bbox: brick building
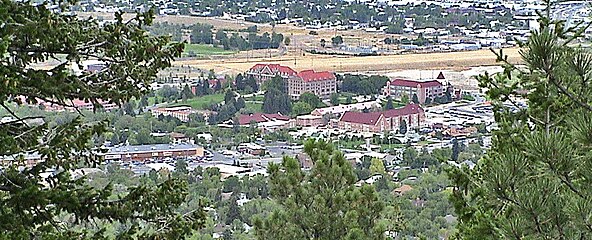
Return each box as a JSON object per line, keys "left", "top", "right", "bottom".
{"left": 383, "top": 78, "right": 444, "bottom": 104}
{"left": 104, "top": 143, "right": 205, "bottom": 162}
{"left": 288, "top": 70, "right": 337, "bottom": 100}
{"left": 246, "top": 63, "right": 297, "bottom": 84}
{"left": 337, "top": 104, "right": 425, "bottom": 133}
{"left": 295, "top": 115, "right": 325, "bottom": 127}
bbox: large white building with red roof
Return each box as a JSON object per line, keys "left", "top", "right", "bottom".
{"left": 384, "top": 77, "right": 445, "bottom": 104}
{"left": 246, "top": 63, "right": 297, "bottom": 84}
{"left": 337, "top": 104, "right": 425, "bottom": 133}
{"left": 288, "top": 70, "right": 337, "bottom": 100}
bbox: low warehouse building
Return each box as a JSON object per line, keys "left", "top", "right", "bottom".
{"left": 104, "top": 143, "right": 204, "bottom": 161}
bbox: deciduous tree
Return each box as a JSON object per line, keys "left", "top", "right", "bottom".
{"left": 0, "top": 4, "right": 204, "bottom": 238}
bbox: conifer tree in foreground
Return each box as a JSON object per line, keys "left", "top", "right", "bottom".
{"left": 255, "top": 139, "right": 398, "bottom": 239}
{"left": 449, "top": 1, "right": 592, "bottom": 238}
{"left": 0, "top": 2, "right": 204, "bottom": 238}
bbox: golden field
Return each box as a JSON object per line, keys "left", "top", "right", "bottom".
{"left": 173, "top": 48, "right": 522, "bottom": 75}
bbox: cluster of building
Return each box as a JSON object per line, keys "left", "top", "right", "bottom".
{"left": 246, "top": 64, "right": 337, "bottom": 100}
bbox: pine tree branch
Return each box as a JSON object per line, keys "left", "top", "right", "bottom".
{"left": 548, "top": 76, "right": 592, "bottom": 112}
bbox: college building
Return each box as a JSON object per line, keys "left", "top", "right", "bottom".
{"left": 383, "top": 75, "right": 445, "bottom": 104}
{"left": 151, "top": 106, "right": 197, "bottom": 122}
{"left": 337, "top": 104, "right": 425, "bottom": 133}
{"left": 288, "top": 70, "right": 337, "bottom": 100}
{"left": 246, "top": 63, "right": 297, "bottom": 84}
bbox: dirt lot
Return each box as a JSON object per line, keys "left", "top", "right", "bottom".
{"left": 76, "top": 12, "right": 523, "bottom": 82}
{"left": 173, "top": 48, "right": 522, "bottom": 75}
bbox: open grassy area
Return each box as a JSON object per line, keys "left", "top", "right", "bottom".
{"left": 244, "top": 95, "right": 264, "bottom": 102}
{"left": 183, "top": 44, "right": 236, "bottom": 57}
{"left": 168, "top": 93, "right": 225, "bottom": 109}
{"left": 245, "top": 102, "right": 263, "bottom": 113}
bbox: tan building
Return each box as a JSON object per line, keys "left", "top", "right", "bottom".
{"left": 288, "top": 70, "right": 337, "bottom": 100}
{"left": 295, "top": 115, "right": 325, "bottom": 127}
{"left": 151, "top": 106, "right": 196, "bottom": 122}
{"left": 383, "top": 77, "right": 445, "bottom": 104}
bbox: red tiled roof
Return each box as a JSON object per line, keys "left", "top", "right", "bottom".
{"left": 339, "top": 111, "right": 382, "bottom": 125}
{"left": 239, "top": 113, "right": 267, "bottom": 125}
{"left": 249, "top": 64, "right": 297, "bottom": 75}
{"left": 390, "top": 79, "right": 442, "bottom": 88}
{"left": 263, "top": 113, "right": 291, "bottom": 121}
{"left": 340, "top": 104, "right": 423, "bottom": 125}
{"left": 238, "top": 113, "right": 290, "bottom": 125}
{"left": 297, "top": 70, "right": 336, "bottom": 82}
{"left": 383, "top": 104, "right": 424, "bottom": 118}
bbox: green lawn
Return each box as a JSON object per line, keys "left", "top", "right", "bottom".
{"left": 183, "top": 44, "right": 236, "bottom": 57}
{"left": 381, "top": 99, "right": 406, "bottom": 109}
{"left": 167, "top": 94, "right": 225, "bottom": 110}
{"left": 244, "top": 95, "right": 264, "bottom": 102}
{"left": 245, "top": 102, "right": 263, "bottom": 113}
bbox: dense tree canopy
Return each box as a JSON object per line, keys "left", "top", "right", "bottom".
{"left": 262, "top": 76, "right": 291, "bottom": 115}
{"left": 339, "top": 74, "right": 389, "bottom": 95}
{"left": 449, "top": 2, "right": 592, "bottom": 239}
{"left": 254, "top": 139, "right": 395, "bottom": 239}
{"left": 0, "top": 3, "right": 204, "bottom": 238}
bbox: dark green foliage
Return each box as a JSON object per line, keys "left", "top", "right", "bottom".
{"left": 339, "top": 74, "right": 389, "bottom": 95}
{"left": 299, "top": 92, "right": 322, "bottom": 108}
{"left": 291, "top": 101, "right": 313, "bottom": 116}
{"left": 384, "top": 96, "right": 394, "bottom": 110}
{"left": 262, "top": 76, "right": 291, "bottom": 115}
{"left": 254, "top": 139, "right": 393, "bottom": 239}
{"left": 331, "top": 35, "right": 343, "bottom": 46}
{"left": 226, "top": 197, "right": 242, "bottom": 225}
{"left": 330, "top": 93, "right": 340, "bottom": 106}
{"left": 181, "top": 84, "right": 194, "bottom": 101}
{"left": 449, "top": 3, "right": 592, "bottom": 239}
{"left": 190, "top": 23, "right": 214, "bottom": 44}
{"left": 451, "top": 138, "right": 461, "bottom": 162}
{"left": 0, "top": 4, "right": 205, "bottom": 238}
{"left": 412, "top": 94, "right": 419, "bottom": 104}
{"left": 245, "top": 75, "right": 259, "bottom": 92}
{"left": 235, "top": 73, "right": 246, "bottom": 91}
{"left": 399, "top": 120, "right": 407, "bottom": 134}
